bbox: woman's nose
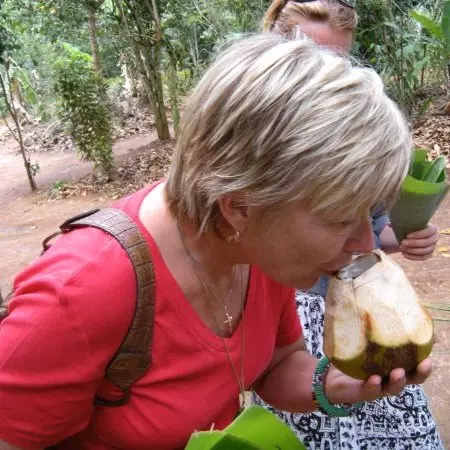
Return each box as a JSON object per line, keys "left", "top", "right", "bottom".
{"left": 345, "top": 217, "right": 375, "bottom": 254}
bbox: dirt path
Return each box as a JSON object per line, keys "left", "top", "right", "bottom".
{"left": 0, "top": 131, "right": 158, "bottom": 294}
{"left": 1, "top": 132, "right": 450, "bottom": 447}
{"left": 0, "top": 132, "right": 158, "bottom": 206}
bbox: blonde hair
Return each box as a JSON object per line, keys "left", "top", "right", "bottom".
{"left": 165, "top": 33, "right": 411, "bottom": 235}
{"left": 263, "top": 0, "right": 358, "bottom": 34}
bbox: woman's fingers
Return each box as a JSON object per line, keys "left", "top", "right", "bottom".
{"left": 405, "top": 224, "right": 438, "bottom": 240}
{"left": 406, "top": 358, "right": 433, "bottom": 385}
{"left": 400, "top": 245, "right": 436, "bottom": 259}
{"left": 326, "top": 359, "right": 432, "bottom": 405}
{"left": 400, "top": 224, "right": 438, "bottom": 260}
{"left": 383, "top": 368, "right": 406, "bottom": 396}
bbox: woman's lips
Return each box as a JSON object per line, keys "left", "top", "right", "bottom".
{"left": 322, "top": 262, "right": 353, "bottom": 276}
{"left": 322, "top": 269, "right": 339, "bottom": 276}
{"left": 322, "top": 256, "right": 354, "bottom": 275}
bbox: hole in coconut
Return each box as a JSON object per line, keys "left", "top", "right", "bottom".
{"left": 336, "top": 252, "right": 381, "bottom": 281}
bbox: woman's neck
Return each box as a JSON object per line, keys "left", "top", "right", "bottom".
{"left": 138, "top": 181, "right": 249, "bottom": 337}
{"left": 139, "top": 181, "right": 243, "bottom": 280}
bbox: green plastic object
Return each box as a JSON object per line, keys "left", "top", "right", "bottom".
{"left": 185, "top": 406, "right": 307, "bottom": 450}
{"left": 390, "top": 149, "right": 449, "bottom": 243}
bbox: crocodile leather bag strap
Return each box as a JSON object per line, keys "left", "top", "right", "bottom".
{"left": 45, "top": 208, "right": 156, "bottom": 404}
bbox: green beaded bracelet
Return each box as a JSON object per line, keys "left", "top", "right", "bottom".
{"left": 312, "top": 356, "right": 362, "bottom": 417}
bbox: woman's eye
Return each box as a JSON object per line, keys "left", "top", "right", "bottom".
{"left": 320, "top": 216, "right": 357, "bottom": 229}
{"left": 333, "top": 219, "right": 356, "bottom": 228}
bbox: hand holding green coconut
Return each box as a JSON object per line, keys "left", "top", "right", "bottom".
{"left": 322, "top": 250, "right": 433, "bottom": 405}
{"left": 323, "top": 357, "right": 432, "bottom": 405}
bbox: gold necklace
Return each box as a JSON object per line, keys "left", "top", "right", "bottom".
{"left": 196, "top": 265, "right": 246, "bottom": 414}
{"left": 176, "top": 221, "right": 237, "bottom": 334}
{"left": 176, "top": 221, "right": 246, "bottom": 414}
{"left": 211, "top": 264, "right": 237, "bottom": 335}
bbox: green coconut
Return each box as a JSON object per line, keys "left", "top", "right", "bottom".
{"left": 324, "top": 250, "right": 434, "bottom": 380}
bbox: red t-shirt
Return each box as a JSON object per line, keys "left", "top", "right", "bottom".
{"left": 0, "top": 183, "right": 302, "bottom": 450}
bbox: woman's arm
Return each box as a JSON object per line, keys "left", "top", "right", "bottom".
{"left": 254, "top": 336, "right": 432, "bottom": 413}
{"left": 253, "top": 337, "right": 317, "bottom": 413}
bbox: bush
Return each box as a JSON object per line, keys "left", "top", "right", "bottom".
{"left": 54, "top": 44, "right": 113, "bottom": 177}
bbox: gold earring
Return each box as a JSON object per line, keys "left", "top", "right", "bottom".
{"left": 226, "top": 229, "right": 241, "bottom": 244}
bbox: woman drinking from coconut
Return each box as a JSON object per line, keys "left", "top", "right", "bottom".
{"left": 252, "top": 1, "right": 443, "bottom": 449}
{"left": 0, "top": 33, "right": 432, "bottom": 450}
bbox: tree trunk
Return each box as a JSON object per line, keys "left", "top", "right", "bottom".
{"left": 141, "top": 45, "right": 171, "bottom": 140}
{"left": 420, "top": 45, "right": 427, "bottom": 89}
{"left": 147, "top": 0, "right": 171, "bottom": 140}
{"left": 167, "top": 48, "right": 180, "bottom": 138}
{"left": 0, "top": 72, "right": 37, "bottom": 191}
{"left": 87, "top": 7, "right": 102, "bottom": 74}
{"left": 113, "top": 0, "right": 170, "bottom": 140}
{"left": 121, "top": 54, "right": 139, "bottom": 97}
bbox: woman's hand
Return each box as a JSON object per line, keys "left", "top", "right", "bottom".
{"left": 324, "top": 357, "right": 432, "bottom": 405}
{"left": 400, "top": 224, "right": 438, "bottom": 261}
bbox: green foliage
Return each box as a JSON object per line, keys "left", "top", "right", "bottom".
{"left": 161, "top": 0, "right": 266, "bottom": 71}
{"left": 0, "top": 3, "right": 18, "bottom": 64}
{"left": 411, "top": 0, "right": 450, "bottom": 79}
{"left": 411, "top": 9, "right": 444, "bottom": 39}
{"left": 444, "top": 1, "right": 450, "bottom": 53}
{"left": 52, "top": 179, "right": 68, "bottom": 195}
{"left": 355, "top": 0, "right": 446, "bottom": 115}
{"left": 30, "top": 161, "right": 40, "bottom": 176}
{"left": 106, "top": 76, "right": 123, "bottom": 100}
{"left": 54, "top": 44, "right": 113, "bottom": 176}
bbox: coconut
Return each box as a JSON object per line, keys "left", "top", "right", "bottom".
{"left": 323, "top": 250, "right": 434, "bottom": 380}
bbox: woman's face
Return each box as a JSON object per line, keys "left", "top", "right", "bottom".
{"left": 243, "top": 16, "right": 356, "bottom": 288}
{"left": 296, "top": 17, "right": 354, "bottom": 53}
{"left": 240, "top": 201, "right": 374, "bottom": 289}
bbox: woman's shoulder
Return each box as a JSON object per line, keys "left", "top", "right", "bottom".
{"left": 11, "top": 182, "right": 160, "bottom": 318}
{"left": 8, "top": 184, "right": 167, "bottom": 357}
{"left": 11, "top": 222, "right": 137, "bottom": 342}
{"left": 0, "top": 221, "right": 143, "bottom": 449}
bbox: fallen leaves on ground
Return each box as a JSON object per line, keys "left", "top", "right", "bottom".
{"left": 414, "top": 99, "right": 450, "bottom": 163}
{"left": 0, "top": 97, "right": 156, "bottom": 154}
{"left": 48, "top": 139, "right": 174, "bottom": 201}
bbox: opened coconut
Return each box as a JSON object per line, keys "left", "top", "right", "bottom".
{"left": 324, "top": 250, "right": 434, "bottom": 380}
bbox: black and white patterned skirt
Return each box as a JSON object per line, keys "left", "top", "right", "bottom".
{"left": 252, "top": 291, "right": 444, "bottom": 450}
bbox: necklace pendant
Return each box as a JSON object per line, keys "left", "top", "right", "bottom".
{"left": 224, "top": 312, "right": 234, "bottom": 334}
{"left": 224, "top": 312, "right": 233, "bottom": 325}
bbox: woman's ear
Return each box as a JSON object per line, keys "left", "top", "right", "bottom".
{"left": 217, "top": 193, "right": 253, "bottom": 235}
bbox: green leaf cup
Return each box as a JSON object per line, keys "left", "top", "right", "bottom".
{"left": 390, "top": 149, "right": 449, "bottom": 243}
{"left": 185, "top": 406, "right": 306, "bottom": 450}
